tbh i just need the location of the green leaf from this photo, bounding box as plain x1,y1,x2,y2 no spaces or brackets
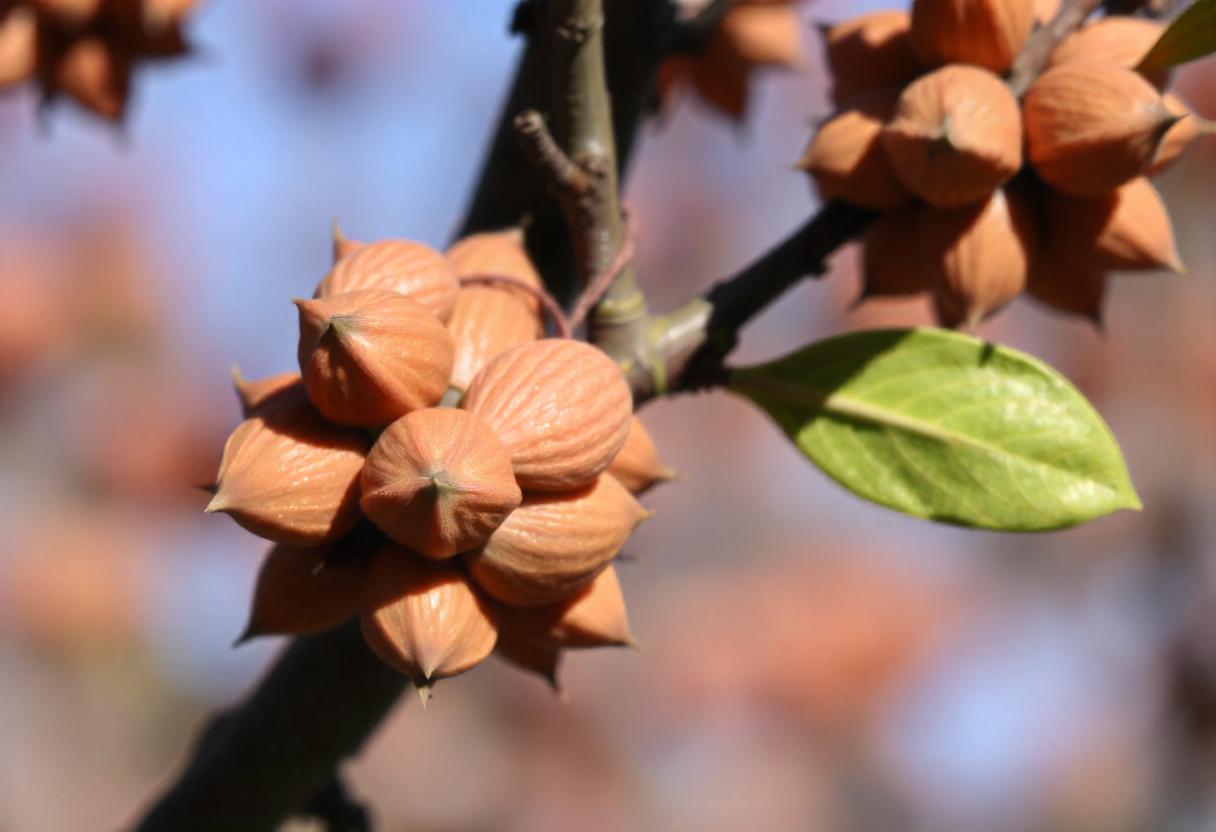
730,328,1140,531
1137,0,1216,73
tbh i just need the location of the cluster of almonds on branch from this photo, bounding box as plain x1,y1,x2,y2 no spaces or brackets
209,228,673,696
659,0,807,120
0,0,196,120
801,1,1211,326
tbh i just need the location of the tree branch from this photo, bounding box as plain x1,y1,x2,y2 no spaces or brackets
631,0,1126,405
134,620,406,832
544,0,649,365
631,201,876,404
1008,0,1106,95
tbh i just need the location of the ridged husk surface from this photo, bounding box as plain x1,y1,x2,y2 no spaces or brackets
466,474,647,607
823,10,919,106
1049,17,1169,88
459,339,632,492
315,239,459,323
799,88,913,210
909,0,1034,73
360,408,522,559
920,188,1038,328
498,566,634,650
296,289,455,428
241,543,365,639
445,230,544,391
208,397,369,546
1042,177,1182,274
360,547,498,684
1024,62,1175,197
606,417,673,495
882,65,1022,207
231,369,303,417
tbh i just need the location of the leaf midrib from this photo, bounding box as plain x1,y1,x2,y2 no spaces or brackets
732,372,1113,489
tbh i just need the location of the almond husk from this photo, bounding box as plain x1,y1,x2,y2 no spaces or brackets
33,0,104,26
920,187,1037,328
1034,0,1060,23
1041,177,1183,274
360,408,522,559
494,632,563,693
909,0,1035,73
239,543,366,641
822,10,919,105
607,416,674,495
315,239,460,323
797,88,913,210
230,368,304,417
460,339,632,492
1049,17,1169,88
1147,94,1211,176
498,566,636,650
1025,253,1107,326
859,207,931,299
466,474,648,607
295,289,455,428
657,1,803,121
361,546,498,689
882,64,1022,207
207,397,369,546
445,229,544,391
0,5,37,87
330,221,365,264
54,36,131,121
1024,62,1176,197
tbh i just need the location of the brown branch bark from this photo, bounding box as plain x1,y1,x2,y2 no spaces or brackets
133,620,406,831
1008,0,1106,95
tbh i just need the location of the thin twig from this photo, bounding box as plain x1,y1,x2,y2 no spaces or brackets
547,0,649,364
1008,0,1107,96
459,273,572,337
513,110,590,196
568,206,636,330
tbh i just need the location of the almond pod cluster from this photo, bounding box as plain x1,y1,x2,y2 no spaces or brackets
210,227,673,696
0,0,198,122
657,0,807,121
804,3,1202,327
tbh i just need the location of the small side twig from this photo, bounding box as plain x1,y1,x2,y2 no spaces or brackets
514,110,590,196
459,273,573,337
1008,0,1108,95
568,206,636,330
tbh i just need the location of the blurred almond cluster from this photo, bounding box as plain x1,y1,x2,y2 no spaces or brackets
800,0,1211,326
212,228,674,696
0,0,197,120
659,0,807,120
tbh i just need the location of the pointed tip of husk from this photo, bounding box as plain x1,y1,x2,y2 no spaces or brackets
229,364,246,386
232,626,257,648
623,635,645,653
331,216,346,243
204,492,229,514
415,682,433,707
